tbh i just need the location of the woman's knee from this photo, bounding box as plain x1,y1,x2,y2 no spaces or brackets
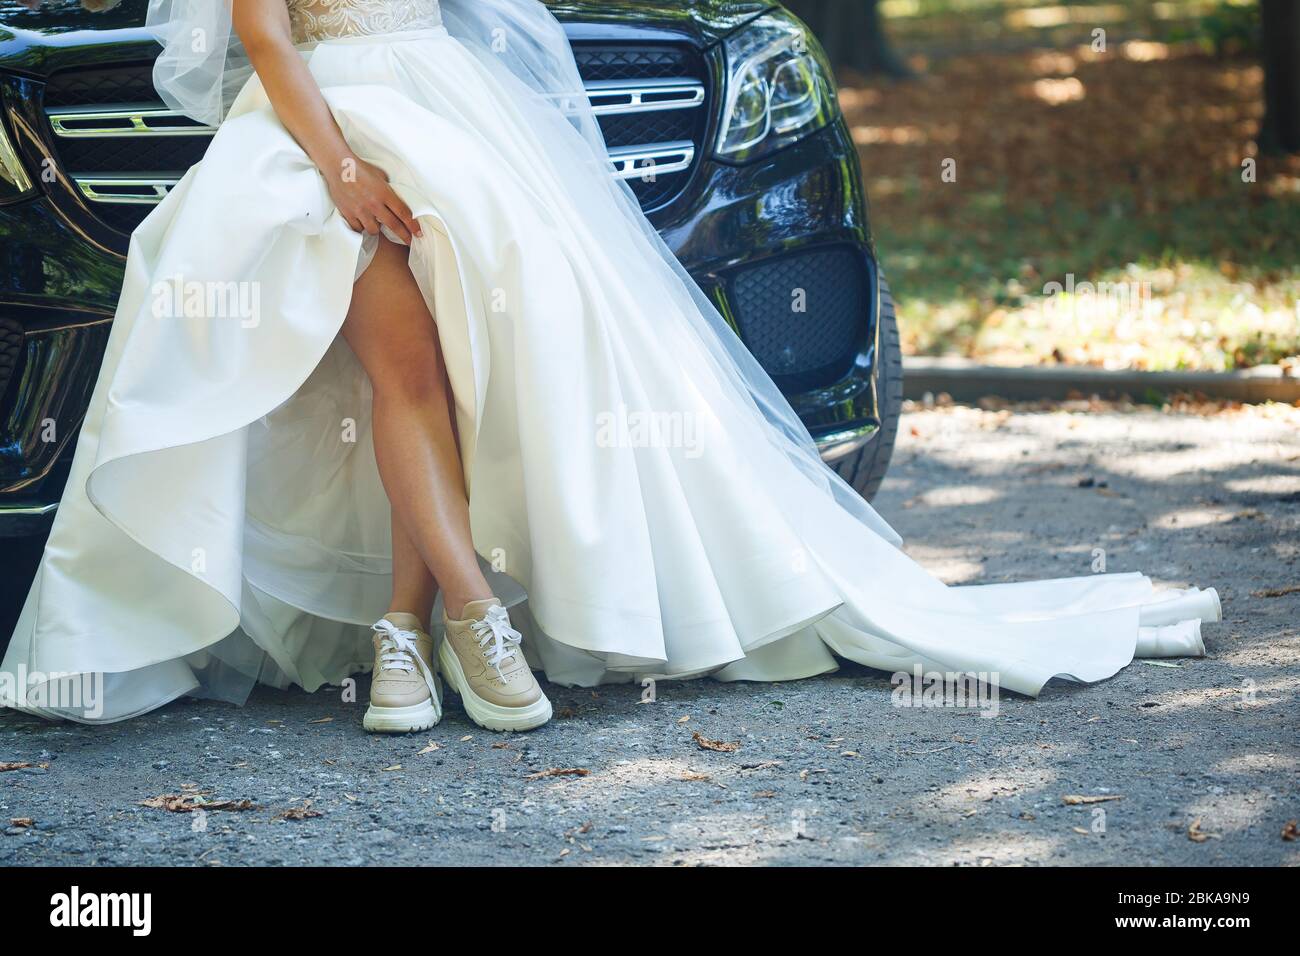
345,243,448,401
363,334,449,405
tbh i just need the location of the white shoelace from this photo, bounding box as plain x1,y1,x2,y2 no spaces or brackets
372,619,438,698
470,604,524,679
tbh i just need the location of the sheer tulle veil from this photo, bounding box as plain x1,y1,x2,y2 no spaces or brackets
145,0,904,548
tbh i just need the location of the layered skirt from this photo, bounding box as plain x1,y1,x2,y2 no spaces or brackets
0,28,1218,722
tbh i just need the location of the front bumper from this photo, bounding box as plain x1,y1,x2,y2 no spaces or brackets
650,110,884,453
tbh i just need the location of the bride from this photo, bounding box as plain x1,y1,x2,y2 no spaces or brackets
0,0,1220,732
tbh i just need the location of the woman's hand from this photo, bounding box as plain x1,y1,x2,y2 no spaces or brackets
324,155,423,242
232,2,421,243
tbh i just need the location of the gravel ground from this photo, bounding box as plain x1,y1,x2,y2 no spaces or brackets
2,400,1297,867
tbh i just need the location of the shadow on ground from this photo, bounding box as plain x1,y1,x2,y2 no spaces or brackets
2,403,1297,866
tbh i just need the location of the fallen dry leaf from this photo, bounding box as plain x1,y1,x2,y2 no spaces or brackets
274,801,323,821
676,715,691,724
417,741,440,754
678,772,711,782
1280,819,1298,841
382,764,403,772
0,762,46,772
1251,585,1300,598
139,794,257,813
308,717,334,724
525,767,590,781
9,818,34,828
1062,794,1123,805
754,790,777,798
692,731,740,753
1187,818,1220,843
1071,826,1090,835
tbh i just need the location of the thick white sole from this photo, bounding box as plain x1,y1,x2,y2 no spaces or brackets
1204,587,1223,623
438,642,552,732
363,683,442,734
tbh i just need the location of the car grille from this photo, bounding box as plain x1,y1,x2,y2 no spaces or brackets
0,317,23,406
728,246,870,393
40,41,709,239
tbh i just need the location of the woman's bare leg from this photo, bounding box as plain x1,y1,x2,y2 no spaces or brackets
391,511,437,625
343,237,492,619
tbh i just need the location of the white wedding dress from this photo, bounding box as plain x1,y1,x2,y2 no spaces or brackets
0,0,1219,723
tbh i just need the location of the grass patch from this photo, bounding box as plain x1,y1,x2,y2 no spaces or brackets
839,8,1300,370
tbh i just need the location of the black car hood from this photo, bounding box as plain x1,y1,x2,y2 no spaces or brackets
0,0,773,43
549,1,771,41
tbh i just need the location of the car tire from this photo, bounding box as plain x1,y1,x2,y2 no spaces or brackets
831,272,903,502
0,532,45,658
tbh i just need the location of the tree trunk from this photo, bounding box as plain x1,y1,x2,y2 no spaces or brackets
856,0,912,77
785,0,912,78
1259,0,1300,154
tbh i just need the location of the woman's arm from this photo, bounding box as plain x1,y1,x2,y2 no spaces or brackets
231,0,421,241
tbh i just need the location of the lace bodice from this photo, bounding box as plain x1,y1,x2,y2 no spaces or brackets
286,0,443,45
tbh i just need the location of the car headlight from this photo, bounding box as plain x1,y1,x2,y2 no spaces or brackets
0,107,36,204
715,11,837,163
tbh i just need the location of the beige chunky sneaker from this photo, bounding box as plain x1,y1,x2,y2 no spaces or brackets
363,612,442,733
439,598,552,732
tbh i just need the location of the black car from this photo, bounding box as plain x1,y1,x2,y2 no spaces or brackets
0,0,901,567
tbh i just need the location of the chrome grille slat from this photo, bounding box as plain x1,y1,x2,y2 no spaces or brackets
586,78,705,116
608,141,695,180
49,81,704,137
47,103,216,138
74,174,180,204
